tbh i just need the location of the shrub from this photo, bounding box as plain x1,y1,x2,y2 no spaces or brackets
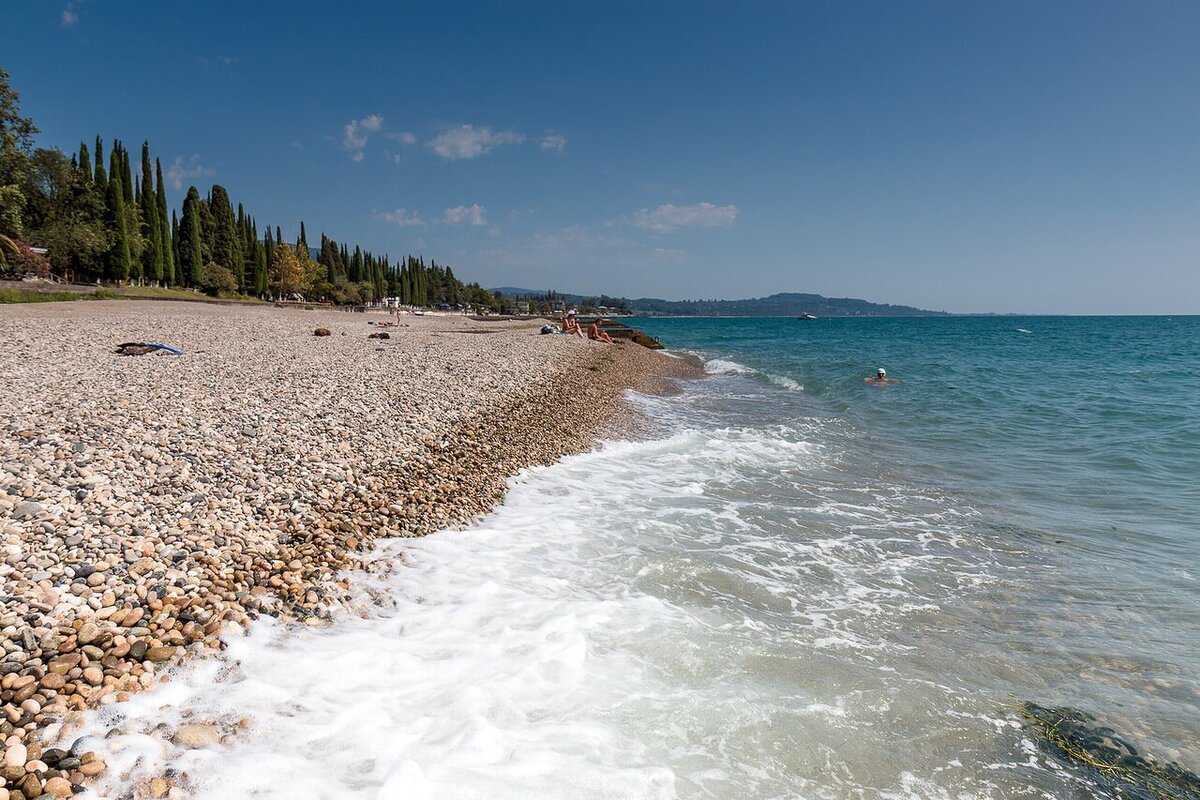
198,262,238,297
0,239,52,279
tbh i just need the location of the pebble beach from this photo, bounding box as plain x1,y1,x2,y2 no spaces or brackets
0,300,698,799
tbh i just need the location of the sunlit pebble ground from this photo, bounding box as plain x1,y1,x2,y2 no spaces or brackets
0,300,698,798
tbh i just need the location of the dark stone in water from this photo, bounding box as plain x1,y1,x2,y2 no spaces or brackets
40,748,67,766
68,735,101,757
1021,702,1200,800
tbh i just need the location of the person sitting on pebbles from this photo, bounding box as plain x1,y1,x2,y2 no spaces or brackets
562,310,585,338
588,318,615,344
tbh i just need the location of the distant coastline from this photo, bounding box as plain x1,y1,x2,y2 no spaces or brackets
491,288,948,318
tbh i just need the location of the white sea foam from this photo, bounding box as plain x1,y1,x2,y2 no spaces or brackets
764,372,804,391
704,358,754,375
703,358,802,391
65,400,1049,799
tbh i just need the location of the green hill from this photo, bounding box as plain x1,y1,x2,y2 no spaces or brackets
490,288,947,317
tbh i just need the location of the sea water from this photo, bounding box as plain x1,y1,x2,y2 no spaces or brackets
69,315,1200,799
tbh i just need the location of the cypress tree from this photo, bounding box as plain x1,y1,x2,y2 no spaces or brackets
298,220,308,253
104,156,132,282
254,237,268,295
139,142,162,284
110,145,141,283
93,136,107,190
263,225,275,294
78,142,91,182
171,209,180,280
119,142,134,205
207,185,242,287
178,187,204,286
155,159,174,285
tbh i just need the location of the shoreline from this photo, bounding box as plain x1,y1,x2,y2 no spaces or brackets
0,301,700,798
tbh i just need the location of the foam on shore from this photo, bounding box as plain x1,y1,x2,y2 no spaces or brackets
0,300,697,796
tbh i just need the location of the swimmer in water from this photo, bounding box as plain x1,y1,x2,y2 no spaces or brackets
865,368,899,384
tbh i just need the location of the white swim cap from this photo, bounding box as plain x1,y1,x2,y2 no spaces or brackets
877,368,886,376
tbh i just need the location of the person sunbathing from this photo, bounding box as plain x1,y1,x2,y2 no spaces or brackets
588,319,615,343
562,312,585,337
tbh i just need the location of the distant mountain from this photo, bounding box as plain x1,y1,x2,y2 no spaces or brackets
628,292,947,317
490,287,596,305
490,288,947,317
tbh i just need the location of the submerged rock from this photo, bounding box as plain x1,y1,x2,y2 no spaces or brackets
1021,702,1200,800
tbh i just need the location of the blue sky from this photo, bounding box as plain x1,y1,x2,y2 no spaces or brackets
7,1,1199,313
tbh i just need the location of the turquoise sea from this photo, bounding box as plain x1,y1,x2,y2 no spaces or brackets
80,315,1200,800
633,314,1200,785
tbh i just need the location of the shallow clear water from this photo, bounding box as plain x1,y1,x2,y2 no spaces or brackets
71,315,1200,799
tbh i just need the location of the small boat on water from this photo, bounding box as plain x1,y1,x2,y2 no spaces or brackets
797,314,817,320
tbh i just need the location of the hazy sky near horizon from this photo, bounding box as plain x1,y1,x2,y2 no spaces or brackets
7,1,1199,314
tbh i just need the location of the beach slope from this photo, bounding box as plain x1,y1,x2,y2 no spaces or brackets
0,301,695,794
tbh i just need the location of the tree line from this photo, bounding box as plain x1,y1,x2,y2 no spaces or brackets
0,68,497,308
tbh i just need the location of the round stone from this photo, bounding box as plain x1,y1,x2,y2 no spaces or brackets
3,743,26,768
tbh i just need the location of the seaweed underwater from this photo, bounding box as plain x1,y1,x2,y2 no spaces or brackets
1021,703,1200,800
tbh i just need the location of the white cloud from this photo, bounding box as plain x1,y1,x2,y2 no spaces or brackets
540,134,567,154
442,204,488,226
165,155,215,191
429,125,524,160
61,0,89,26
651,247,687,263
343,114,384,161
386,131,418,146
633,202,738,233
375,208,426,227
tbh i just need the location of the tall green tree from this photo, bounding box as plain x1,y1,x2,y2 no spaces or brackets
99,141,143,279
155,159,174,285
104,150,132,282
21,147,108,279
171,208,180,279
92,136,107,190
139,142,162,283
119,142,134,208
178,186,204,286
77,141,92,183
206,184,242,286
0,67,37,188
